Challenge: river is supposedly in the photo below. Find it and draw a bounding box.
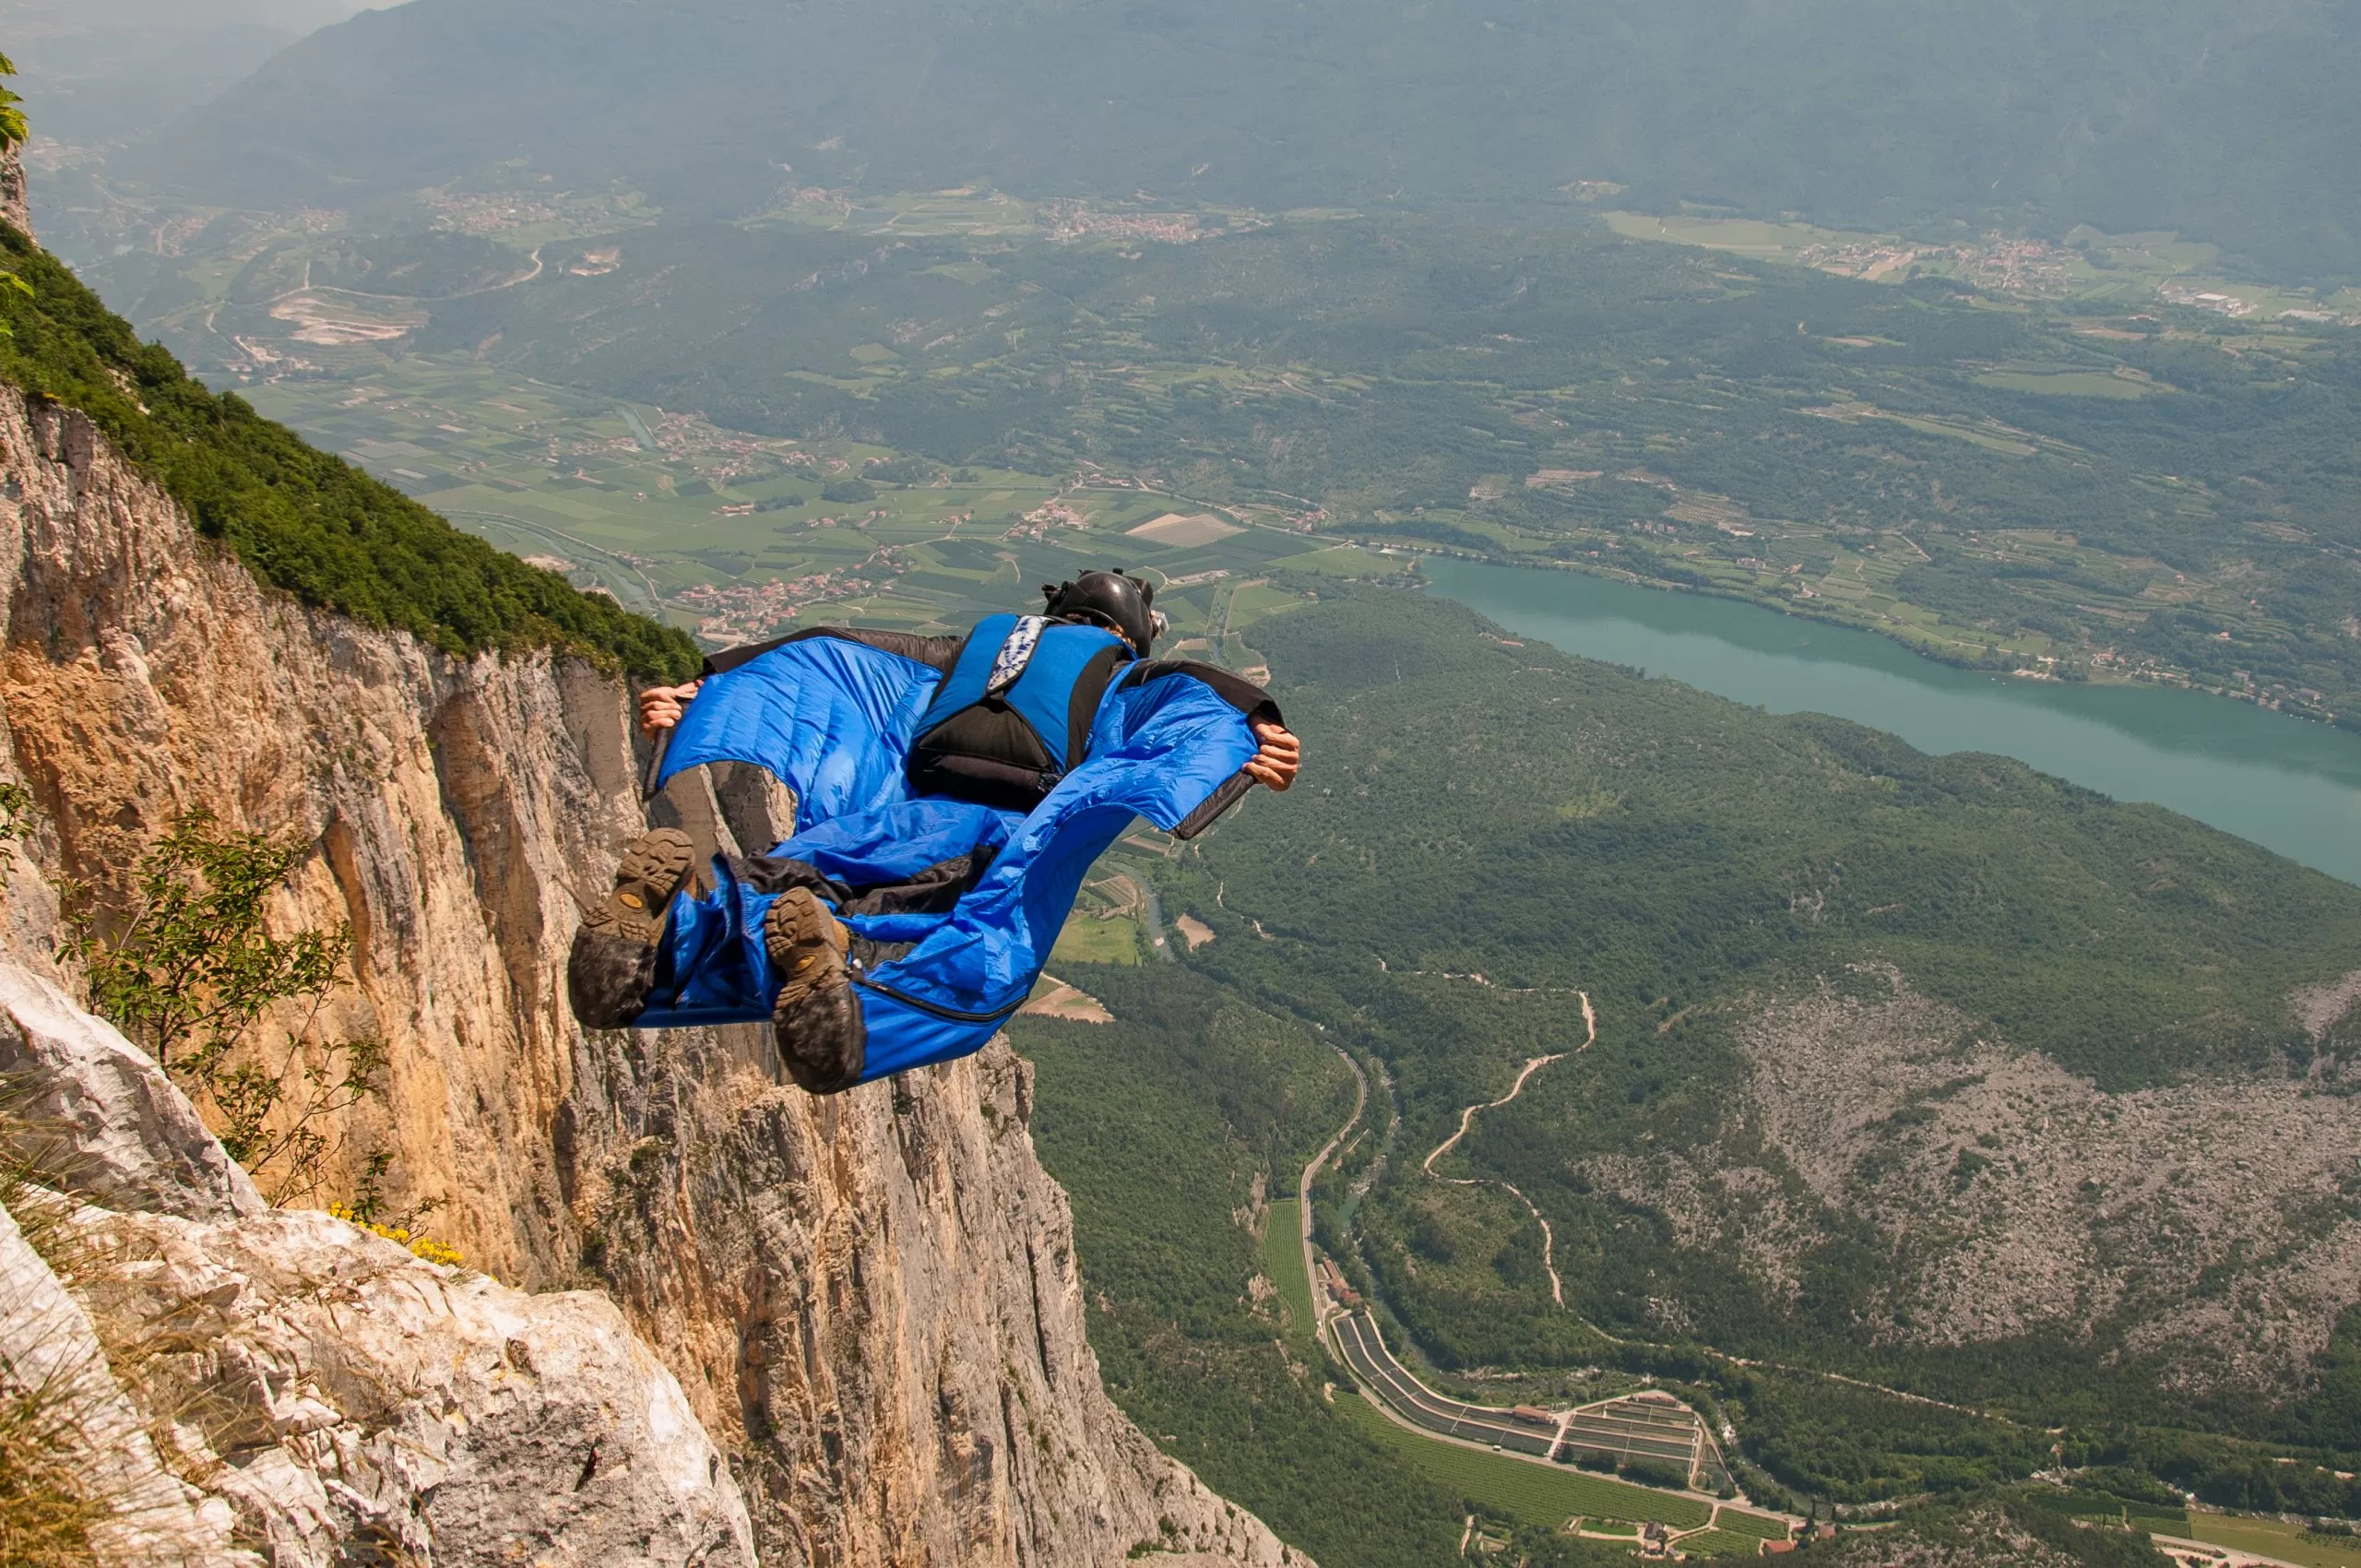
[1426,560,2361,886]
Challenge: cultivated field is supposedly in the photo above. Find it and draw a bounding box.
[1606,211,2356,322]
[243,353,1382,651]
[2182,1515,2361,1568]
[1675,1527,1771,1556]
[1048,913,1141,967]
[1262,1197,1320,1350]
[1332,1392,1714,1528]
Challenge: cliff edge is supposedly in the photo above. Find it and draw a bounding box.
[0,221,1303,1565]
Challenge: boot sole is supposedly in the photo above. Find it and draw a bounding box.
[589,828,695,944]
[766,886,849,1011]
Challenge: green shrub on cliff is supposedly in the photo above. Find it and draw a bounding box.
[0,53,28,151]
[0,226,697,680]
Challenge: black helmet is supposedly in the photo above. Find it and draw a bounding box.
[1042,569,1164,653]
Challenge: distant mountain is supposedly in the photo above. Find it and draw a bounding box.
[114,0,2361,279]
[0,0,371,148]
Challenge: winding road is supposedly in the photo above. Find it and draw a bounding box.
[1418,990,1596,1306]
[1298,1047,1369,1310]
[1249,905,2023,1486]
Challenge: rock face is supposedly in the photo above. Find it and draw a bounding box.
[575,1029,1300,1567]
[71,1204,758,1568]
[1582,969,2361,1396]
[0,368,1300,1556]
[0,959,265,1221]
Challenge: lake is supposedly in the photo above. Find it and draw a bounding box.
[1426,560,2361,886]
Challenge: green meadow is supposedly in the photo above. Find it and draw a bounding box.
[1262,1197,1320,1350]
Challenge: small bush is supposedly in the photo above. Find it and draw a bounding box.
[0,781,32,846]
[72,811,386,1206]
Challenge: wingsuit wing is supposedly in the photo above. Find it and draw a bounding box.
[655,631,940,831]
[848,659,1277,1078]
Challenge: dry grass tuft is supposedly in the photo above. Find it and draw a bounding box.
[0,1378,103,1566]
[0,1313,102,1558]
[0,1091,89,1275]
[0,1100,133,1563]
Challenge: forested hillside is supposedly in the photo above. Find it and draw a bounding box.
[1026,587,2361,1526]
[113,0,2361,279]
[0,223,695,677]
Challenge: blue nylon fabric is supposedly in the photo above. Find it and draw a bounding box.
[917,612,1014,718]
[912,613,1130,773]
[634,797,1018,1031]
[657,636,941,830]
[627,637,1262,1083]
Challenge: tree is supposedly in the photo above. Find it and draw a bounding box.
[0,52,25,151]
[72,811,386,1206]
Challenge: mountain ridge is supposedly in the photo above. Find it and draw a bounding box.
[107,0,2361,279]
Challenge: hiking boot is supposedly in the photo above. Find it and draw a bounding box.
[765,887,866,1094]
[567,828,695,1028]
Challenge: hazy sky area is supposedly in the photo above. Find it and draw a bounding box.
[0,0,384,149]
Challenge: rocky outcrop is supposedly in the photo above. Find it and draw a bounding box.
[71,1204,757,1568]
[0,357,1300,1554]
[1,146,31,240]
[1,946,755,1565]
[0,960,264,1221]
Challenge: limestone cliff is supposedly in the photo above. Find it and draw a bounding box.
[3,956,759,1565]
[0,382,1302,1562]
[2,146,31,240]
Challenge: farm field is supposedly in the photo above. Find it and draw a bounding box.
[1262,1198,1319,1350]
[1712,1509,1797,1541]
[1675,1528,1770,1556]
[1049,912,1142,968]
[2182,1515,2361,1568]
[242,352,1382,649]
[1331,1390,1714,1529]
[1606,210,2356,322]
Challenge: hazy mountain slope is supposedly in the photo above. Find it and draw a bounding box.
[0,0,368,149]
[120,0,2361,277]
[1130,588,2361,1499]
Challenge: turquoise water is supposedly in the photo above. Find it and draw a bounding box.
[1426,560,2361,885]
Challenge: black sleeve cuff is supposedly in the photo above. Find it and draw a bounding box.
[1120,659,1283,729]
[1172,770,1258,840]
[702,626,963,677]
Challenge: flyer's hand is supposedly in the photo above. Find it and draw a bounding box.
[638,681,703,737]
[1244,720,1301,791]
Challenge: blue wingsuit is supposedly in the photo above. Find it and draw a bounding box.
[626,618,1278,1087]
